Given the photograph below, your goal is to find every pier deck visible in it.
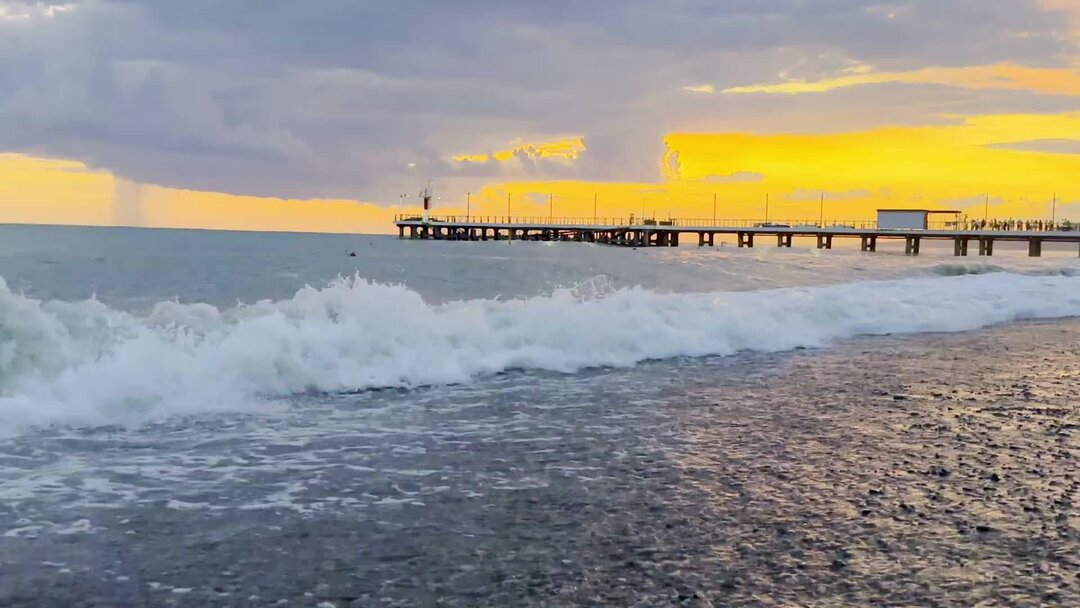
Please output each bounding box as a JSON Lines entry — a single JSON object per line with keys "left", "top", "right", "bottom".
{"left": 394, "top": 216, "right": 1080, "bottom": 257}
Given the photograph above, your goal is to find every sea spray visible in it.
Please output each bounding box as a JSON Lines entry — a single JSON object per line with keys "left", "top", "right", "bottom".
{"left": 1, "top": 272, "right": 1079, "bottom": 432}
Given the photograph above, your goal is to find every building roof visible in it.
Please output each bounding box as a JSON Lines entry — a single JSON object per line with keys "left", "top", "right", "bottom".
{"left": 877, "top": 209, "right": 962, "bottom": 214}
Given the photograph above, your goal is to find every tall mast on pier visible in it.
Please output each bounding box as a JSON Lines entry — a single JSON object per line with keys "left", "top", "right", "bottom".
{"left": 421, "top": 181, "right": 434, "bottom": 223}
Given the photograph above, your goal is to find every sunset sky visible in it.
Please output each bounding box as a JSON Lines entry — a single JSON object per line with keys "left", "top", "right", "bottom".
{"left": 1, "top": 0, "right": 1078, "bottom": 233}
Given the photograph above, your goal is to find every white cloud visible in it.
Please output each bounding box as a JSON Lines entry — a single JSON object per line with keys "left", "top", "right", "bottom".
{"left": 0, "top": 1, "right": 75, "bottom": 21}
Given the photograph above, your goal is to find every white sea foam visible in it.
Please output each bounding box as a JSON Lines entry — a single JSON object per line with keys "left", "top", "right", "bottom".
{"left": 1, "top": 272, "right": 1079, "bottom": 433}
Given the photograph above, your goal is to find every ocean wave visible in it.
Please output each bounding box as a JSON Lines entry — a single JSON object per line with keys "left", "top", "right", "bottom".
{"left": 929, "top": 263, "right": 1080, "bottom": 278}
{"left": 1, "top": 272, "right": 1079, "bottom": 432}
{"left": 929, "top": 263, "right": 1007, "bottom": 276}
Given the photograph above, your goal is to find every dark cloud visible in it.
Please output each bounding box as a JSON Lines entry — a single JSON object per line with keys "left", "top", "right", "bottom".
{"left": 0, "top": 0, "right": 1074, "bottom": 201}
{"left": 986, "top": 139, "right": 1080, "bottom": 154}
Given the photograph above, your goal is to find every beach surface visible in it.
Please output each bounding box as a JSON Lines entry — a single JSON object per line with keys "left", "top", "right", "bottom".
{"left": 0, "top": 225, "right": 1076, "bottom": 606}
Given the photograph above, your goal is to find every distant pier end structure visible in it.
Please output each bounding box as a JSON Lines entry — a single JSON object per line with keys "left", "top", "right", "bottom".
{"left": 877, "top": 209, "right": 962, "bottom": 230}
{"left": 394, "top": 210, "right": 1080, "bottom": 257}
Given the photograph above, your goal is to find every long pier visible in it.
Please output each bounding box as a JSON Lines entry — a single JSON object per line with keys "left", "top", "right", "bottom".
{"left": 395, "top": 216, "right": 1080, "bottom": 257}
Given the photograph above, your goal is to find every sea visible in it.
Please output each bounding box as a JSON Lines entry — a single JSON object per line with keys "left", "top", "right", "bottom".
{"left": 0, "top": 224, "right": 1077, "bottom": 607}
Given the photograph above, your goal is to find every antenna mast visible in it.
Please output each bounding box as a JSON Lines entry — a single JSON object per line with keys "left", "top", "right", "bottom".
{"left": 422, "top": 181, "right": 433, "bottom": 223}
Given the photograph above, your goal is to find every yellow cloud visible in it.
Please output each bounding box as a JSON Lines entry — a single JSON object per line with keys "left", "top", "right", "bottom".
{"left": 682, "top": 84, "right": 716, "bottom": 94}
{"left": 451, "top": 153, "right": 491, "bottom": 163}
{"left": 452, "top": 136, "right": 585, "bottom": 164}
{"left": 466, "top": 112, "right": 1079, "bottom": 224}
{"left": 723, "top": 63, "right": 1080, "bottom": 96}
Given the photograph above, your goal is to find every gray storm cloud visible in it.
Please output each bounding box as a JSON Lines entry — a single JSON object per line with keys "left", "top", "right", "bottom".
{"left": 0, "top": 0, "right": 1074, "bottom": 202}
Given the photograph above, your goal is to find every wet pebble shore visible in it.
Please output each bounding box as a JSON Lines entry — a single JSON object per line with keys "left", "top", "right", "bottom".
{"left": 0, "top": 320, "right": 1076, "bottom": 607}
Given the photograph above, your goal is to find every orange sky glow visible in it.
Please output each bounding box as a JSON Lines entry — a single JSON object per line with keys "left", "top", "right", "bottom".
{"left": 3, "top": 109, "right": 1076, "bottom": 234}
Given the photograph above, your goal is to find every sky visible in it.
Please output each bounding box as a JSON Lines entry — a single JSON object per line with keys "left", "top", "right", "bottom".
{"left": 1, "top": 0, "right": 1078, "bottom": 233}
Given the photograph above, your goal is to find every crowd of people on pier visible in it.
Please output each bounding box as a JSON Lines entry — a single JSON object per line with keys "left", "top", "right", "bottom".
{"left": 961, "top": 218, "right": 1072, "bottom": 231}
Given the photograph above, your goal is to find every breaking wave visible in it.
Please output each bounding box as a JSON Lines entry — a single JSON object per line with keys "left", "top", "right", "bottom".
{"left": 929, "top": 263, "right": 1007, "bottom": 276}
{"left": 2, "top": 272, "right": 1079, "bottom": 432}
{"left": 929, "top": 263, "right": 1080, "bottom": 278}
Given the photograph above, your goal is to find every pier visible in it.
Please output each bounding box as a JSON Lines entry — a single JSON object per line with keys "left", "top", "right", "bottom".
{"left": 395, "top": 215, "right": 1080, "bottom": 257}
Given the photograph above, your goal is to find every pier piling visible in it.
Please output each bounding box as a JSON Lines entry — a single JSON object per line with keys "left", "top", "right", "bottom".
{"left": 394, "top": 216, "right": 1080, "bottom": 256}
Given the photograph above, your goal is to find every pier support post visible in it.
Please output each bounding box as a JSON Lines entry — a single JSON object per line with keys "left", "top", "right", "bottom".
{"left": 953, "top": 237, "right": 969, "bottom": 256}
{"left": 698, "top": 233, "right": 706, "bottom": 247}
{"left": 670, "top": 232, "right": 679, "bottom": 247}
{"left": 860, "top": 236, "right": 877, "bottom": 252}
{"left": 708, "top": 233, "right": 715, "bottom": 247}
{"left": 777, "top": 234, "right": 792, "bottom": 248}
{"left": 904, "top": 236, "right": 921, "bottom": 256}
{"left": 1028, "top": 238, "right": 1042, "bottom": 257}
{"left": 738, "top": 232, "right": 754, "bottom": 248}
{"left": 979, "top": 238, "right": 994, "bottom": 256}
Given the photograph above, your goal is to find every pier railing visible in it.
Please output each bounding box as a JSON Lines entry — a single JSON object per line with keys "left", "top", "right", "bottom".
{"left": 395, "top": 215, "right": 634, "bottom": 226}
{"left": 395, "top": 215, "right": 961, "bottom": 230}
{"left": 396, "top": 215, "right": 1073, "bottom": 232}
